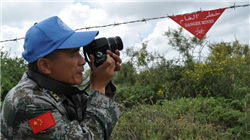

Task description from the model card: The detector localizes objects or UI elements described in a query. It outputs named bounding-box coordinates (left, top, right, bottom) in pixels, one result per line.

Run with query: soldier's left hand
left=106, top=50, right=122, bottom=71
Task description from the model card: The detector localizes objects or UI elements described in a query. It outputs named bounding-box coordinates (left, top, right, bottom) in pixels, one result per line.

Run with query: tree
left=165, top=27, right=207, bottom=63
left=1, top=51, right=27, bottom=101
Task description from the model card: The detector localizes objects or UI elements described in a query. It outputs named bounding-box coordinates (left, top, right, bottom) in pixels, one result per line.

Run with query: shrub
left=114, top=39, right=249, bottom=101
left=111, top=97, right=249, bottom=140
left=115, top=84, right=157, bottom=108
left=184, top=41, right=249, bottom=98
left=1, top=51, right=27, bottom=101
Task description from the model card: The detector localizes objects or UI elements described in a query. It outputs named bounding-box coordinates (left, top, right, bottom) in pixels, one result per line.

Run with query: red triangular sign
left=170, top=8, right=226, bottom=40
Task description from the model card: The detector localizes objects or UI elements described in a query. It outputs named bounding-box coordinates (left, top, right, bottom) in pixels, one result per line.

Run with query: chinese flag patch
left=28, top=111, right=56, bottom=134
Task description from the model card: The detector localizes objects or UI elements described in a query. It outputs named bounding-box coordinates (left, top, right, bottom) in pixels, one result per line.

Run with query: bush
left=115, top=85, right=157, bottom=108
left=1, top=51, right=27, bottom=101
left=184, top=41, right=249, bottom=98
left=114, top=40, right=249, bottom=101
left=111, top=97, right=249, bottom=139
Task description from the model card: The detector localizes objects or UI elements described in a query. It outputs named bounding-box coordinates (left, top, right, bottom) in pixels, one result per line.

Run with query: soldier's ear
left=37, top=58, right=52, bottom=75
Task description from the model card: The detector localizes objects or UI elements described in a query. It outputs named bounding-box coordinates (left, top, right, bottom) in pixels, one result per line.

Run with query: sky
left=1, top=0, right=249, bottom=61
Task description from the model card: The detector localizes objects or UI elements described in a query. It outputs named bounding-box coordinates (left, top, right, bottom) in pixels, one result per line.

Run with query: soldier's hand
left=89, top=54, right=115, bottom=94
left=107, top=50, right=122, bottom=71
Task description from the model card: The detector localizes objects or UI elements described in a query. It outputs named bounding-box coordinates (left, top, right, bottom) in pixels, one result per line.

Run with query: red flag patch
left=170, top=8, right=226, bottom=40
left=28, top=111, right=56, bottom=134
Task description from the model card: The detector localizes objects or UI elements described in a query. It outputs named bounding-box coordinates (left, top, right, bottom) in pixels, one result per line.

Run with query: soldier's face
left=47, top=48, right=86, bottom=85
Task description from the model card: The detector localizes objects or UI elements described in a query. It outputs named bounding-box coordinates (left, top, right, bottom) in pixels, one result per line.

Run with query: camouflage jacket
left=0, top=72, right=121, bottom=140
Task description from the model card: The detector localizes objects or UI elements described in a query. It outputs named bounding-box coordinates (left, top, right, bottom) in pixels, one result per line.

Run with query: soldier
left=1, top=16, right=122, bottom=139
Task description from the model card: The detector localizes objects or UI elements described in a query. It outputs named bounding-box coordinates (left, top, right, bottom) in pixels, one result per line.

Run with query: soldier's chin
left=74, top=77, right=83, bottom=85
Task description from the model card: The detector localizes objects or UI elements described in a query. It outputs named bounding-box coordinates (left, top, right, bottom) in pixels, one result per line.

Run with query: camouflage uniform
left=0, top=72, right=121, bottom=140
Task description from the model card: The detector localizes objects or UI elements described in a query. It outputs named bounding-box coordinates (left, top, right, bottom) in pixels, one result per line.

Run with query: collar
left=26, top=70, right=84, bottom=102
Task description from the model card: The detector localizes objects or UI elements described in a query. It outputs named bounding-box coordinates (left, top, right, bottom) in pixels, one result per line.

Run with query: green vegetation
left=112, top=97, right=249, bottom=139
left=1, top=51, right=27, bottom=101
left=112, top=28, right=249, bottom=139
left=1, top=28, right=249, bottom=139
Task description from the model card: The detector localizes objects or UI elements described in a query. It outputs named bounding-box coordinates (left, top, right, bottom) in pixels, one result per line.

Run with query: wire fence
left=0, top=3, right=249, bottom=43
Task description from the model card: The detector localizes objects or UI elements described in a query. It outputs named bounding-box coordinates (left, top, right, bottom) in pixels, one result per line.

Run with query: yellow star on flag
left=33, top=121, right=38, bottom=126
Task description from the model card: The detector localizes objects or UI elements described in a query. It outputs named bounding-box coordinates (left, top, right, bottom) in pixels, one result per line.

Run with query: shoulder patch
left=28, top=111, right=56, bottom=134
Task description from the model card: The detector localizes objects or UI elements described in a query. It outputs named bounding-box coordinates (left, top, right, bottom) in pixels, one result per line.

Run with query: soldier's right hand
left=89, top=53, right=115, bottom=94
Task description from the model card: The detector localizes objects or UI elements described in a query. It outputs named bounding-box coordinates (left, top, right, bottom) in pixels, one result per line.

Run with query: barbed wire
left=0, top=3, right=249, bottom=43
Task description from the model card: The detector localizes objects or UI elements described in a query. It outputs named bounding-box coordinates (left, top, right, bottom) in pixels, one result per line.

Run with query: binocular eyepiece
left=84, top=36, right=123, bottom=67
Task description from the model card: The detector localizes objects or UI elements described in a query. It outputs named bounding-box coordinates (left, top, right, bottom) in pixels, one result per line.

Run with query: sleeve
left=84, top=90, right=121, bottom=139
left=13, top=90, right=121, bottom=140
